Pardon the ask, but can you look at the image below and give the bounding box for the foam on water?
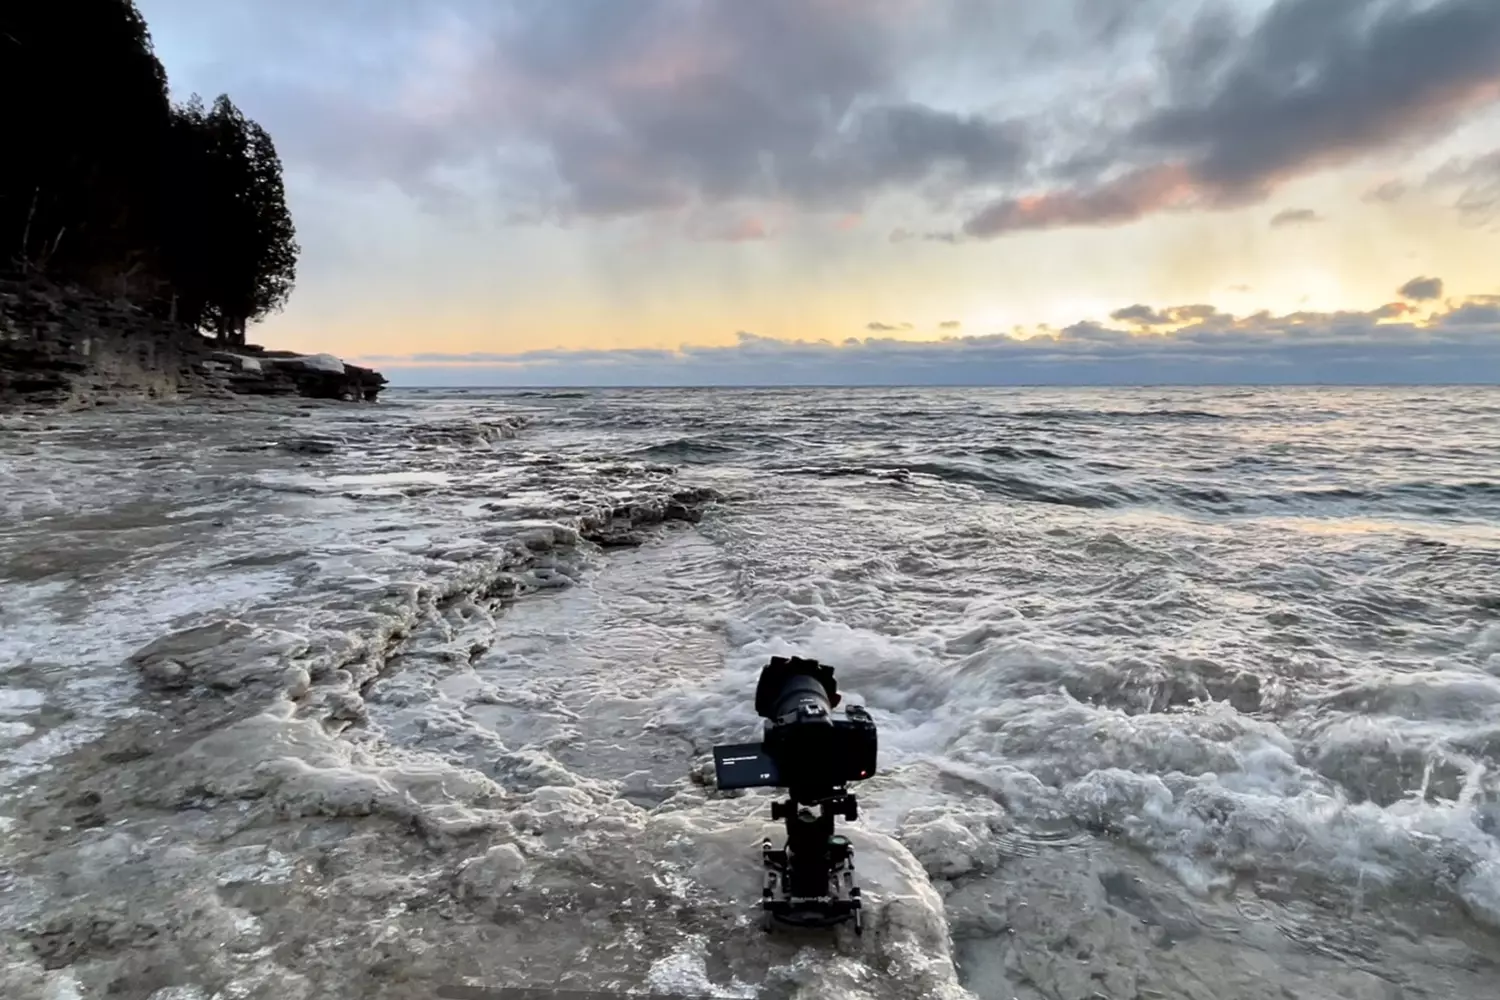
[3,388,1500,999]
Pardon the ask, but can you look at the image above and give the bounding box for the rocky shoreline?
[0,276,386,410]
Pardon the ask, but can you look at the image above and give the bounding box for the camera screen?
[712,742,781,790]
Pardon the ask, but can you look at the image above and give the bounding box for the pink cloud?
[963,163,1201,237]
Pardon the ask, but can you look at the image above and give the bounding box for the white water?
[2,387,1499,999]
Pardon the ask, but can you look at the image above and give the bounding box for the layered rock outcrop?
[0,276,386,409]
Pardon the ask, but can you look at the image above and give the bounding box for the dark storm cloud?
[1269,208,1322,227]
[141,0,1500,238]
[208,0,1034,224]
[1399,276,1445,301]
[844,104,1030,190]
[366,298,1500,387]
[960,0,1500,237]
[1139,0,1500,191]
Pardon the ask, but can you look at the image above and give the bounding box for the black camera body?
[714,655,877,798]
[711,655,878,934]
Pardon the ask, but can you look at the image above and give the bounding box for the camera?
[713,655,876,798]
[711,655,878,933]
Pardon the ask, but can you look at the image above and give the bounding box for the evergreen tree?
[1,1,172,291]
[242,118,299,327]
[157,96,215,328]
[196,96,299,343]
[1,2,299,339]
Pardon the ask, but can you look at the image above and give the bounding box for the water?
[2,386,1499,999]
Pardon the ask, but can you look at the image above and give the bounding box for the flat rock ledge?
[0,275,387,409]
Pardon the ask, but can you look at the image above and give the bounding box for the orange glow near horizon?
[251,161,1499,365]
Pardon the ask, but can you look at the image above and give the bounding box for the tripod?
[759,788,863,933]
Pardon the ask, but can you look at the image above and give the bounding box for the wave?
[12,385,1500,999]
[628,437,747,463]
[773,460,1130,508]
[972,445,1070,461]
[505,389,594,399]
[1011,407,1228,422]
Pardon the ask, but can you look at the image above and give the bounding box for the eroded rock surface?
[0,277,386,409]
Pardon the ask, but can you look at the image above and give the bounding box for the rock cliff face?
[0,276,386,409]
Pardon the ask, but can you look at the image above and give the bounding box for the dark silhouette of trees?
[1,1,172,291]
[1,1,298,344]
[161,95,300,344]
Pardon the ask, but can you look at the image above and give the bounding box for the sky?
[134,0,1500,385]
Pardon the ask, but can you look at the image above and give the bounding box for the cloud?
[895,229,963,244]
[960,0,1500,237]
[1427,148,1500,223]
[1109,303,1226,327]
[146,0,1500,243]
[1110,304,1166,325]
[1137,0,1500,191]
[938,320,962,329]
[1399,275,1444,300]
[962,164,1200,238]
[1269,208,1323,228]
[218,0,1035,226]
[685,212,772,242]
[867,321,913,332]
[1363,179,1410,203]
[364,296,1500,387]
[1439,295,1500,325]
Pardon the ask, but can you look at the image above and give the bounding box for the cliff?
[0,276,386,410]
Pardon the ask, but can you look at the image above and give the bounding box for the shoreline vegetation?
[0,1,385,407]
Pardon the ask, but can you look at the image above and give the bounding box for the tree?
[241,118,299,328]
[1,3,299,340]
[158,95,299,343]
[1,1,173,292]
[156,95,215,328]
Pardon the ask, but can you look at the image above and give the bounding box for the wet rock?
[0,275,387,409]
[68,790,108,830]
[588,527,648,549]
[251,351,388,401]
[278,436,342,455]
[129,620,310,694]
[897,802,1011,880]
[409,417,530,447]
[453,843,527,900]
[27,912,165,970]
[576,486,723,548]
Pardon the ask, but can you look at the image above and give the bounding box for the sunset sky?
[135,0,1500,385]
